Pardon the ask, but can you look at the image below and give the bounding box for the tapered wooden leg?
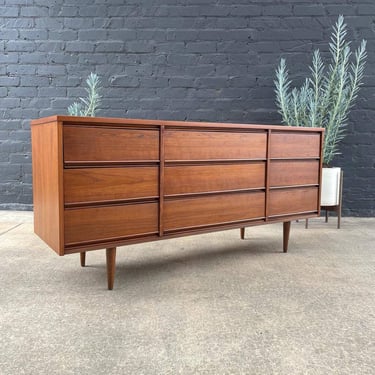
[240,227,245,239]
[106,247,116,290]
[283,221,291,253]
[325,210,329,222]
[80,252,86,267]
[305,219,309,229]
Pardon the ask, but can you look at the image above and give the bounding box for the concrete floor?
[0,211,374,375]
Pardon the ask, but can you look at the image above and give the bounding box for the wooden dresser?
[31,116,324,289]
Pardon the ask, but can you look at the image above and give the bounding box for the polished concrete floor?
[0,211,374,375]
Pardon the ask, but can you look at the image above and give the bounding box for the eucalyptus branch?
[309,50,324,127]
[275,58,292,125]
[345,40,367,113]
[68,73,102,117]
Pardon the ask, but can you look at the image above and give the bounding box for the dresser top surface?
[31,115,324,133]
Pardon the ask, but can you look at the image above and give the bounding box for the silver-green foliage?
[68,73,102,117]
[275,16,367,165]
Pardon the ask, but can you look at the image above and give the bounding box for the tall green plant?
[68,72,102,117]
[275,16,367,165]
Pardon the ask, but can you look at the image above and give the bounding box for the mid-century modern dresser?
[31,116,324,289]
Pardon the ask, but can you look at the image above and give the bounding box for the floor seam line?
[0,223,23,237]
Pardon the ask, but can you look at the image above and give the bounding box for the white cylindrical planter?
[321,167,341,206]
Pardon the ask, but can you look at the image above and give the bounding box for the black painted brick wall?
[0,0,374,215]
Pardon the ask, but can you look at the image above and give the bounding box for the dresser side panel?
[31,121,64,255]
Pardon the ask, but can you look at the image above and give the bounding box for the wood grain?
[159,125,165,236]
[283,221,291,253]
[164,192,265,231]
[31,121,64,255]
[80,252,86,267]
[164,163,265,196]
[268,187,319,216]
[270,132,321,158]
[106,247,116,290]
[64,126,159,162]
[32,115,323,132]
[269,160,319,187]
[165,130,267,160]
[64,203,158,245]
[64,167,158,204]
[31,115,324,289]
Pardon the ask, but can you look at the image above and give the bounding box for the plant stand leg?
[106,247,116,290]
[283,221,291,253]
[80,252,86,267]
[240,227,245,239]
[337,170,343,229]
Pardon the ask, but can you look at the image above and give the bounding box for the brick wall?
[0,0,374,215]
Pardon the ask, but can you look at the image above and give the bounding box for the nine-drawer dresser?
[31,116,324,289]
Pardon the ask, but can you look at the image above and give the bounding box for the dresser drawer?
[269,187,318,216]
[164,192,265,231]
[64,167,159,204]
[165,130,267,160]
[269,160,319,187]
[64,203,158,245]
[270,132,321,158]
[64,126,159,162]
[164,163,265,196]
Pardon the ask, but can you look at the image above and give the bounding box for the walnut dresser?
[31,116,324,289]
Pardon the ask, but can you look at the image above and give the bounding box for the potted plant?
[274,15,367,207]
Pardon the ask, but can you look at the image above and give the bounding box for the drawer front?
[165,130,267,160]
[64,126,159,162]
[270,132,321,158]
[164,192,265,231]
[269,160,319,187]
[268,187,318,216]
[64,167,159,204]
[164,163,265,196]
[64,203,158,245]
